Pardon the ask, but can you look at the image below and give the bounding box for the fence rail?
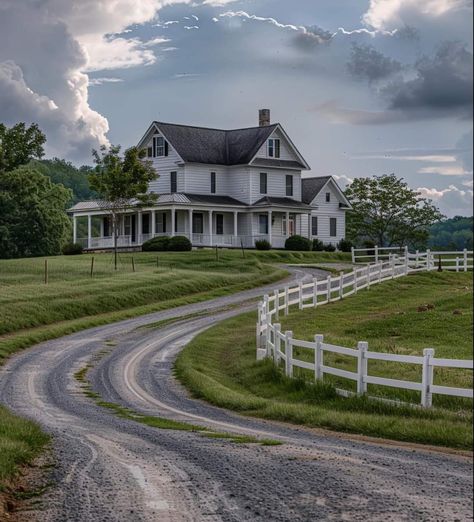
[256,254,473,408]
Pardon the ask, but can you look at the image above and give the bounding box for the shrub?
[363,239,376,256]
[312,239,324,252]
[255,239,272,251]
[337,238,353,252]
[62,242,83,255]
[285,235,312,251]
[323,243,336,252]
[142,236,170,252]
[168,235,192,252]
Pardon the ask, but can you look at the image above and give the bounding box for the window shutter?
[165,141,169,156]
[152,137,156,158]
[275,140,281,159]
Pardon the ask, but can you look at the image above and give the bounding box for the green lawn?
[175,272,473,449]
[0,249,349,488]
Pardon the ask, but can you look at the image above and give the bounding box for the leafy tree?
[0,165,72,258]
[0,122,46,173]
[345,174,443,248]
[88,145,157,269]
[429,216,473,250]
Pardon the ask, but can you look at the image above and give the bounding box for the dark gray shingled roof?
[251,158,306,170]
[183,193,247,206]
[155,122,280,166]
[301,176,332,204]
[253,197,312,209]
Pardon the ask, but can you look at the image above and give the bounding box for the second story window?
[154,136,168,157]
[211,172,216,194]
[326,192,331,203]
[286,175,293,197]
[268,138,281,159]
[260,172,267,194]
[170,171,177,193]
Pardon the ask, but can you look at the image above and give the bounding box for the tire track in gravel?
[0,266,472,521]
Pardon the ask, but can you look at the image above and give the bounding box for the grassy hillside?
[176,272,473,449]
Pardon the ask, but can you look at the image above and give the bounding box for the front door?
[193,213,204,234]
[216,214,224,235]
[282,216,296,236]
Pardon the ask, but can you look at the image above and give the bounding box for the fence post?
[274,323,281,365]
[285,331,293,377]
[274,289,280,320]
[354,268,358,294]
[314,334,324,381]
[313,278,318,307]
[256,302,262,354]
[284,286,289,316]
[339,272,344,299]
[405,252,409,275]
[367,265,371,289]
[375,245,379,263]
[421,348,435,407]
[378,261,383,282]
[464,249,468,272]
[415,250,419,267]
[391,257,395,280]
[326,275,332,302]
[298,282,303,310]
[351,246,355,264]
[426,249,431,271]
[456,257,460,272]
[357,341,368,395]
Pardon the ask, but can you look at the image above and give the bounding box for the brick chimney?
[259,109,271,127]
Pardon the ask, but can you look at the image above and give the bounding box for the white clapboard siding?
[249,167,302,204]
[254,128,300,162]
[183,164,228,195]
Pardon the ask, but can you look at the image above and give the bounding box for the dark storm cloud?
[347,43,402,82]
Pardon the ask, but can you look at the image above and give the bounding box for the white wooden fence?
[256,258,473,407]
[351,246,473,271]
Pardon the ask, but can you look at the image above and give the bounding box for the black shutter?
[165,141,169,157]
[152,137,156,158]
[147,147,153,158]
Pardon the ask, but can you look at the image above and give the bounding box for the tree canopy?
[0,122,46,173]
[429,216,473,251]
[345,174,444,248]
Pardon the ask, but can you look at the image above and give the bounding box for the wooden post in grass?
[438,255,443,272]
[367,265,371,289]
[274,323,281,364]
[464,249,468,272]
[284,286,289,316]
[132,256,135,273]
[314,334,324,381]
[357,341,368,395]
[240,239,245,258]
[326,275,332,302]
[44,259,48,285]
[298,282,303,310]
[421,348,435,408]
[90,256,95,278]
[456,257,460,272]
[313,278,318,307]
[339,272,344,299]
[285,331,293,377]
[274,289,280,320]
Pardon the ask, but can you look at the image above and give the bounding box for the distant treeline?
[428,216,473,251]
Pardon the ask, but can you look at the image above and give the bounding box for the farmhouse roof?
[253,196,312,210]
[301,176,352,208]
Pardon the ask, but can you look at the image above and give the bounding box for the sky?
[0,0,472,217]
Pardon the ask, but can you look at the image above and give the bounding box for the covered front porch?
[71,204,312,250]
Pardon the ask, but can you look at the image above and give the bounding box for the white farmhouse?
[70,110,351,250]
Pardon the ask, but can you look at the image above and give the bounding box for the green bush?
[285,235,312,251]
[255,240,272,251]
[312,239,324,251]
[62,243,83,255]
[337,239,353,252]
[168,236,192,252]
[323,243,336,252]
[142,236,170,252]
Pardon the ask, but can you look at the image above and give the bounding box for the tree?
[0,122,46,173]
[0,165,72,258]
[88,145,157,269]
[345,174,444,248]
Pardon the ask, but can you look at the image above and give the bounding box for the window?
[268,138,281,159]
[192,213,204,234]
[170,171,177,193]
[326,192,331,203]
[286,175,293,197]
[259,214,269,234]
[153,136,168,157]
[142,214,150,235]
[211,172,216,194]
[330,218,337,237]
[311,216,318,236]
[260,172,267,194]
[103,217,111,237]
[156,213,167,233]
[216,214,224,235]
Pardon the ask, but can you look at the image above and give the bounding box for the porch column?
[171,208,176,237]
[286,212,290,237]
[233,211,238,237]
[151,210,156,237]
[73,215,77,244]
[308,213,312,239]
[208,210,213,247]
[137,210,142,244]
[87,215,92,249]
[268,210,273,245]
[188,208,193,241]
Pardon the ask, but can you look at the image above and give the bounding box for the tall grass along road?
[0,264,472,520]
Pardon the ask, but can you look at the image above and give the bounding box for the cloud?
[218,11,306,32]
[417,184,473,217]
[418,165,472,176]
[347,44,402,82]
[383,42,473,116]
[88,77,124,86]
[333,175,355,187]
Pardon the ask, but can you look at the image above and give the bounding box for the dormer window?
[326,192,331,203]
[153,136,169,157]
[268,138,280,159]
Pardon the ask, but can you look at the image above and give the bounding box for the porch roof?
[253,197,312,211]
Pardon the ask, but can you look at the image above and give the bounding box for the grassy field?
[175,272,473,449]
[0,249,349,489]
